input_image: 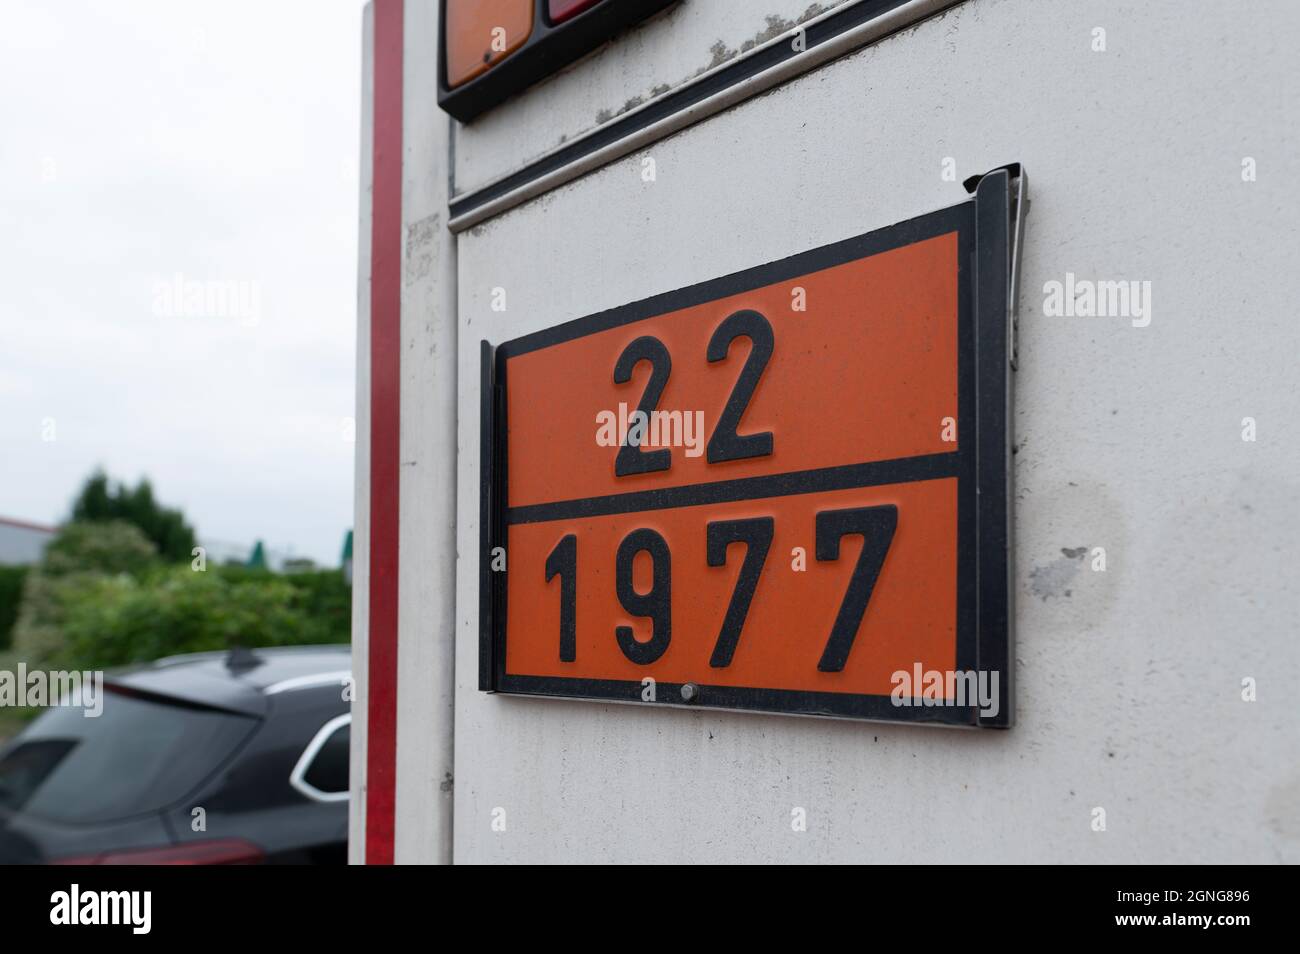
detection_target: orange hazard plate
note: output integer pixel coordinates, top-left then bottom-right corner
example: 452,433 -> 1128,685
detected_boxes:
480,182 -> 1014,726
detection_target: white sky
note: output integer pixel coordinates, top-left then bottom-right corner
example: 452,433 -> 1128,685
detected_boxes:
0,1 -> 367,565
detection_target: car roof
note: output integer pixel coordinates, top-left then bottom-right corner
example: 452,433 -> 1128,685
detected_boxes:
105,645 -> 351,717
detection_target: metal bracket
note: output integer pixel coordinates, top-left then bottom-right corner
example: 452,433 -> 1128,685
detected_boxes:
964,163 -> 1029,370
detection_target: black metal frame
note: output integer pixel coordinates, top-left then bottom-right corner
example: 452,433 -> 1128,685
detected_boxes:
438,0 -> 679,123
479,172 -> 1014,727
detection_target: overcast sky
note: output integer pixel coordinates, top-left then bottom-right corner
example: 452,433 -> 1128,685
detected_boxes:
1,1 -> 366,565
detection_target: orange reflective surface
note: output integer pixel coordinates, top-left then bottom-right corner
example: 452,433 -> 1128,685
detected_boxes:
446,0 -> 533,89
505,231 -> 960,508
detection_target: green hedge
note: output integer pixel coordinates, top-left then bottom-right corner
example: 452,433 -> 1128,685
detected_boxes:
0,565 -> 29,651
7,521 -> 351,671
57,566 -> 351,671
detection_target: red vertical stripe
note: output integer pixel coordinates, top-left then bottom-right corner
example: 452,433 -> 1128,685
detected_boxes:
367,0 -> 403,866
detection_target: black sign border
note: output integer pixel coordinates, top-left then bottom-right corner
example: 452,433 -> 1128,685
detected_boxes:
438,0 -> 679,123
479,171 -> 1013,727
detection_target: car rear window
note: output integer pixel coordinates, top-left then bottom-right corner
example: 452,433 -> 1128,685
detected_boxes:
302,721 -> 349,796
0,688 -> 257,824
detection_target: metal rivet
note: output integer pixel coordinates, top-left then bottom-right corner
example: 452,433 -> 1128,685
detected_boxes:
680,682 -> 699,703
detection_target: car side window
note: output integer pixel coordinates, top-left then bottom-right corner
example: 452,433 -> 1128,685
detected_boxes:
289,714 -> 350,802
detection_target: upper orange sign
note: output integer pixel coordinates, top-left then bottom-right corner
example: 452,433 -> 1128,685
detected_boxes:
481,177 -> 1015,727
444,0 -> 532,89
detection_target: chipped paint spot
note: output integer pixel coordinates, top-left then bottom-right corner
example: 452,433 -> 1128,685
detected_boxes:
1266,773 -> 1300,840
403,212 -> 440,287
703,39 -> 737,71
588,3 -> 842,131
1028,547 -> 1086,600
741,14 -> 795,54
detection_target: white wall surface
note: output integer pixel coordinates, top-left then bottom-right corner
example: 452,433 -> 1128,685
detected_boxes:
451,0 -> 856,194
436,0 -> 1299,862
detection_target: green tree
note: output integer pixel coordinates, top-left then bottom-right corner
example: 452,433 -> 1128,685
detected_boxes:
70,469 -> 197,563
41,520 -> 158,578
8,521 -> 157,666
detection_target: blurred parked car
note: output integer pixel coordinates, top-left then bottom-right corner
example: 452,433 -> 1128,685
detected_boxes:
0,645 -> 351,864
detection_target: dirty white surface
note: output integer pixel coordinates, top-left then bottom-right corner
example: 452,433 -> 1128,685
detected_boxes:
392,0 -> 458,864
352,0 -> 459,865
442,0 -> 1300,862
451,0 -> 853,195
